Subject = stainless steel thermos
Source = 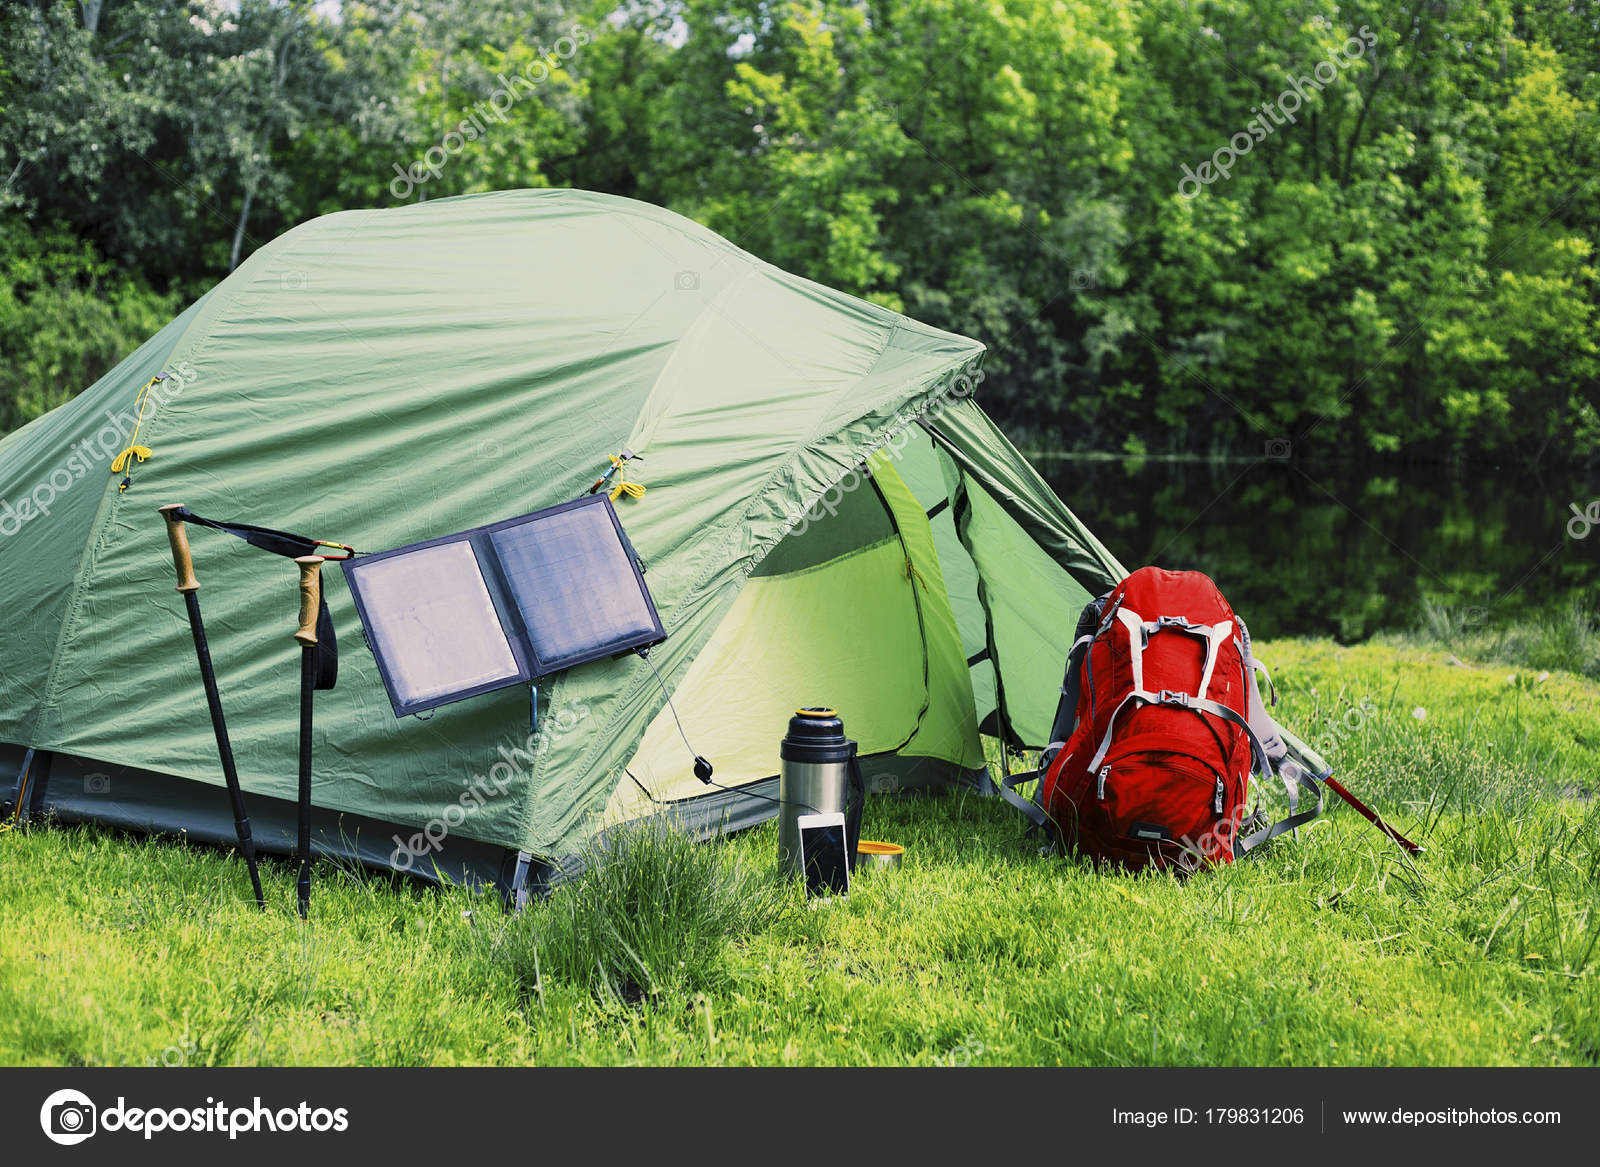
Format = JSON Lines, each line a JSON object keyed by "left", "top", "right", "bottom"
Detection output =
{"left": 778, "top": 707, "right": 864, "bottom": 877}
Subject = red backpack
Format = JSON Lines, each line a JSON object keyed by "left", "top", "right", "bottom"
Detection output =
{"left": 1001, "top": 566, "right": 1419, "bottom": 872}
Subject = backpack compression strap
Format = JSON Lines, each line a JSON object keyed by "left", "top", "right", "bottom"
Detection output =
{"left": 1234, "top": 761, "right": 1325, "bottom": 856}
{"left": 995, "top": 769, "right": 1061, "bottom": 856}
{"left": 996, "top": 768, "right": 1049, "bottom": 830}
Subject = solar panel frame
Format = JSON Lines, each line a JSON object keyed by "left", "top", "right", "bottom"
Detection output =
{"left": 342, "top": 495, "right": 665, "bottom": 718}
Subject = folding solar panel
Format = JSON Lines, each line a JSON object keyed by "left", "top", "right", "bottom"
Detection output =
{"left": 343, "top": 496, "right": 665, "bottom": 717}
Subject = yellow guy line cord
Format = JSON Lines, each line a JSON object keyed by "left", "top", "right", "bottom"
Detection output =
{"left": 608, "top": 454, "right": 646, "bottom": 502}
{"left": 111, "top": 374, "right": 164, "bottom": 491}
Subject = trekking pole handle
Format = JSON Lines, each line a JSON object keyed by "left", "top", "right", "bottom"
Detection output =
{"left": 294, "top": 556, "right": 324, "bottom": 647}
{"left": 158, "top": 503, "right": 200, "bottom": 593}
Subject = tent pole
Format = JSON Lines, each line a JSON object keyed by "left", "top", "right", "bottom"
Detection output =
{"left": 4, "top": 748, "right": 34, "bottom": 824}
{"left": 508, "top": 850, "right": 537, "bottom": 913}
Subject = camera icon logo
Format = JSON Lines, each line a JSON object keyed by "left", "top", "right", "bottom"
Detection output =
{"left": 280, "top": 270, "right": 308, "bottom": 291}
{"left": 1264, "top": 438, "right": 1292, "bottom": 462}
{"left": 84, "top": 772, "right": 111, "bottom": 795}
{"left": 674, "top": 270, "right": 700, "bottom": 291}
{"left": 40, "top": 1088, "right": 97, "bottom": 1145}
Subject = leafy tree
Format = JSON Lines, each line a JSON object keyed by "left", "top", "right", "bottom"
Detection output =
{"left": 2, "top": 0, "right": 1596, "bottom": 464}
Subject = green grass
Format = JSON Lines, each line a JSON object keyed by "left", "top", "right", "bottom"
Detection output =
{"left": 2, "top": 637, "right": 1597, "bottom": 1066}
{"left": 482, "top": 817, "right": 792, "bottom": 1007}
{"left": 1401, "top": 598, "right": 1600, "bottom": 680}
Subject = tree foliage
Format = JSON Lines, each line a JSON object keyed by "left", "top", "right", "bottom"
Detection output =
{"left": 2, "top": 0, "right": 1595, "bottom": 464}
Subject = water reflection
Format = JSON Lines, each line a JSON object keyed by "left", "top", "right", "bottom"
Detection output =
{"left": 1036, "top": 457, "right": 1600, "bottom": 641}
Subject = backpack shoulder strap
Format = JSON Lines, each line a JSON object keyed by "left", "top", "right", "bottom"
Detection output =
{"left": 1085, "top": 609, "right": 1276, "bottom": 777}
{"left": 998, "top": 594, "right": 1107, "bottom": 838}
{"left": 1045, "top": 594, "right": 1109, "bottom": 751}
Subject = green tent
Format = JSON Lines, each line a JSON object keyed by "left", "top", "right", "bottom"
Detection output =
{"left": 0, "top": 188, "right": 1124, "bottom": 893}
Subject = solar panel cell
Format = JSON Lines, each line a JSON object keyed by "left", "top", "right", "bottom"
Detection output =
{"left": 492, "top": 506, "right": 659, "bottom": 672}
{"left": 351, "top": 541, "right": 522, "bottom": 708}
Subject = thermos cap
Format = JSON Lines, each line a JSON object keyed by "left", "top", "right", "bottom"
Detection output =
{"left": 782, "top": 707, "right": 854, "bottom": 762}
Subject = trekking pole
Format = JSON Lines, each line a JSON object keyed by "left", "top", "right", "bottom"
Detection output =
{"left": 293, "top": 555, "right": 324, "bottom": 919}
{"left": 1325, "top": 775, "right": 1424, "bottom": 856}
{"left": 158, "top": 504, "right": 266, "bottom": 910}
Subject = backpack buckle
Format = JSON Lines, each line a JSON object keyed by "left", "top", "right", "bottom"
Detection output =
{"left": 1158, "top": 689, "right": 1193, "bottom": 708}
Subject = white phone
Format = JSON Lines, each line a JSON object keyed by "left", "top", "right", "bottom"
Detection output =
{"left": 797, "top": 811, "right": 850, "bottom": 901}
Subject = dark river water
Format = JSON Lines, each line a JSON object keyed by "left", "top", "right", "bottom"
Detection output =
{"left": 1032, "top": 456, "right": 1600, "bottom": 641}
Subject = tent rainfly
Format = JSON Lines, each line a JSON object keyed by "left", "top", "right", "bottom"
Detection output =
{"left": 0, "top": 188, "right": 1125, "bottom": 897}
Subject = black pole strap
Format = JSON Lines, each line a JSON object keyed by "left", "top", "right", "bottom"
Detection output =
{"left": 173, "top": 507, "right": 345, "bottom": 691}
{"left": 171, "top": 507, "right": 355, "bottom": 561}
